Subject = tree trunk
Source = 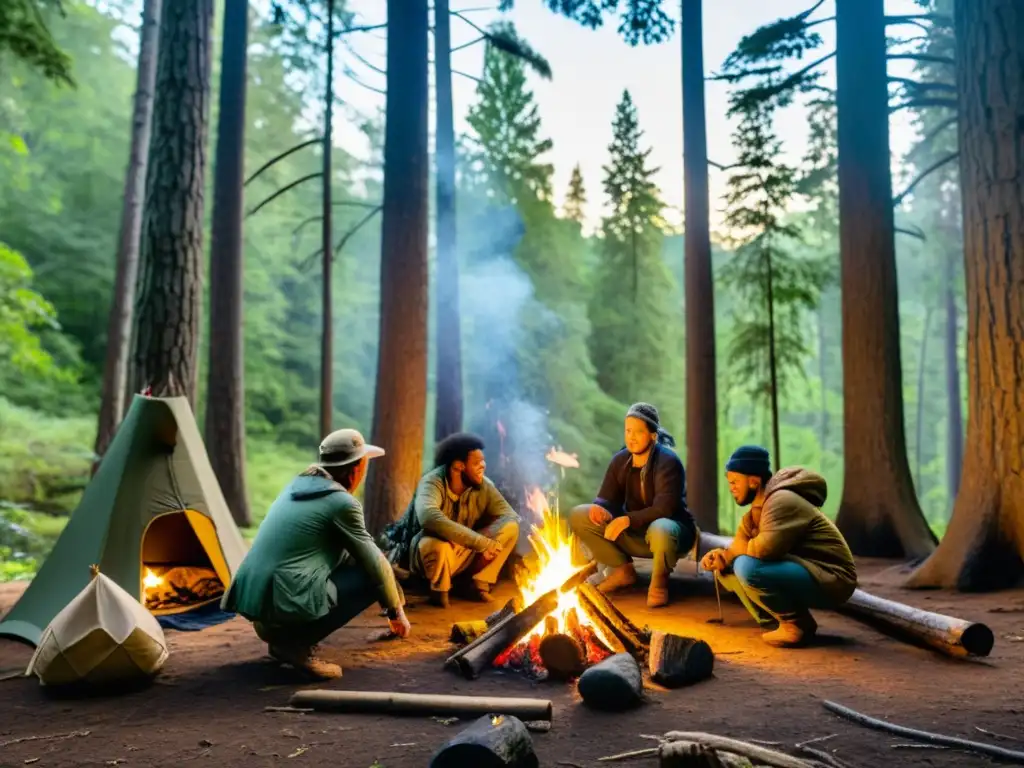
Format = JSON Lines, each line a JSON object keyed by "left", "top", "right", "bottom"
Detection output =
{"left": 433, "top": 0, "right": 463, "bottom": 442}
{"left": 943, "top": 243, "right": 963, "bottom": 499}
{"left": 833, "top": 0, "right": 936, "bottom": 558}
{"left": 205, "top": 0, "right": 250, "bottom": 526}
{"left": 816, "top": 300, "right": 829, "bottom": 457}
{"left": 320, "top": 0, "right": 335, "bottom": 440}
{"left": 365, "top": 0, "right": 430, "bottom": 534}
{"left": 680, "top": 0, "right": 718, "bottom": 534}
{"left": 765, "top": 247, "right": 780, "bottom": 467}
{"left": 93, "top": 0, "right": 161, "bottom": 467}
{"left": 905, "top": 0, "right": 1024, "bottom": 591}
{"left": 130, "top": 0, "right": 214, "bottom": 405}
{"left": 914, "top": 307, "right": 934, "bottom": 490}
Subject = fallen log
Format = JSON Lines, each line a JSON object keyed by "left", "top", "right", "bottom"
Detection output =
{"left": 451, "top": 621, "right": 490, "bottom": 645}
{"left": 430, "top": 714, "right": 539, "bottom": 768}
{"left": 577, "top": 583, "right": 647, "bottom": 658}
{"left": 452, "top": 590, "right": 560, "bottom": 679}
{"left": 661, "top": 734, "right": 814, "bottom": 768}
{"left": 289, "top": 690, "right": 553, "bottom": 722}
{"left": 486, "top": 598, "right": 522, "bottom": 628}
{"left": 697, "top": 532, "right": 994, "bottom": 659}
{"left": 577, "top": 653, "right": 643, "bottom": 711}
{"left": 538, "top": 633, "right": 586, "bottom": 679}
{"left": 648, "top": 631, "right": 714, "bottom": 688}
{"left": 822, "top": 700, "right": 1024, "bottom": 764}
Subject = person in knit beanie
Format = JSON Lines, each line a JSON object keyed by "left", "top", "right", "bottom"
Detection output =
{"left": 568, "top": 402, "right": 696, "bottom": 608}
{"left": 700, "top": 445, "right": 857, "bottom": 648}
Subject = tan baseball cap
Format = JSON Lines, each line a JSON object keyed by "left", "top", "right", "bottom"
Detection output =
{"left": 318, "top": 428, "right": 385, "bottom": 467}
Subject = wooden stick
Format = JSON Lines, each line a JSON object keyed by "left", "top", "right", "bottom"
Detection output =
{"left": 455, "top": 590, "right": 560, "bottom": 679}
{"left": 0, "top": 730, "right": 91, "bottom": 748}
{"left": 661, "top": 733, "right": 815, "bottom": 768}
{"left": 976, "top": 726, "right": 1024, "bottom": 743}
{"left": 822, "top": 700, "right": 1024, "bottom": 764}
{"left": 698, "top": 532, "right": 994, "bottom": 659}
{"left": 598, "top": 747, "right": 658, "bottom": 761}
{"left": 577, "top": 585, "right": 645, "bottom": 658}
{"left": 290, "top": 690, "right": 553, "bottom": 721}
{"left": 798, "top": 745, "right": 853, "bottom": 768}
{"left": 575, "top": 592, "right": 627, "bottom": 655}
{"left": 660, "top": 742, "right": 778, "bottom": 768}
{"left": 558, "top": 561, "right": 598, "bottom": 593}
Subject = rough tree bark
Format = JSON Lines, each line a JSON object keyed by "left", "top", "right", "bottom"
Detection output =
{"left": 130, "top": 0, "right": 214, "bottom": 406}
{"left": 681, "top": 0, "right": 718, "bottom": 534}
{"left": 93, "top": 0, "right": 161, "bottom": 466}
{"left": 205, "top": 0, "right": 250, "bottom": 525}
{"left": 432, "top": 0, "right": 464, "bottom": 442}
{"left": 320, "top": 0, "right": 335, "bottom": 439}
{"left": 906, "top": 0, "right": 1024, "bottom": 591}
{"left": 833, "top": 0, "right": 936, "bottom": 558}
{"left": 365, "top": 0, "right": 430, "bottom": 534}
{"left": 943, "top": 239, "right": 963, "bottom": 499}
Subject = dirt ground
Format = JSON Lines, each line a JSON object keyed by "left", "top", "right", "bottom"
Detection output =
{"left": 2, "top": 560, "right": 1023, "bottom": 768}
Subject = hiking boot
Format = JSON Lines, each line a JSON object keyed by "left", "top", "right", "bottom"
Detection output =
{"left": 269, "top": 644, "right": 342, "bottom": 679}
{"left": 761, "top": 613, "right": 817, "bottom": 648}
{"left": 429, "top": 589, "right": 450, "bottom": 608}
{"left": 647, "top": 573, "right": 669, "bottom": 608}
{"left": 468, "top": 579, "right": 495, "bottom": 603}
{"left": 597, "top": 563, "right": 638, "bottom": 594}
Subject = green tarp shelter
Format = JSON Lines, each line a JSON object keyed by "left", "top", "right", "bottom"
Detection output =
{"left": 0, "top": 395, "right": 249, "bottom": 646}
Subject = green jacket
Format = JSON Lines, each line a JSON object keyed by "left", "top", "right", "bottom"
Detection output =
{"left": 222, "top": 473, "right": 401, "bottom": 624}
{"left": 725, "top": 467, "right": 858, "bottom": 604}
{"left": 382, "top": 466, "right": 519, "bottom": 567}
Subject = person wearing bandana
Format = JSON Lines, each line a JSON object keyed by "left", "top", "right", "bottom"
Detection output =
{"left": 568, "top": 402, "right": 696, "bottom": 608}
{"left": 701, "top": 445, "right": 858, "bottom": 647}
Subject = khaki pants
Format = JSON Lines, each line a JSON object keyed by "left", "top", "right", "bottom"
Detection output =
{"left": 410, "top": 518, "right": 519, "bottom": 592}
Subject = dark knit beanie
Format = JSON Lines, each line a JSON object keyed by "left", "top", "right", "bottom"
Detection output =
{"left": 725, "top": 445, "right": 771, "bottom": 479}
{"left": 626, "top": 402, "right": 676, "bottom": 447}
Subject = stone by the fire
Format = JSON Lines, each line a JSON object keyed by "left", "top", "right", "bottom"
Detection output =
{"left": 429, "top": 714, "right": 539, "bottom": 768}
{"left": 648, "top": 631, "right": 715, "bottom": 688}
{"left": 576, "top": 652, "right": 643, "bottom": 711}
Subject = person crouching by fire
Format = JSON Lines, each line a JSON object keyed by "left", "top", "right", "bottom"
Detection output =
{"left": 402, "top": 432, "right": 521, "bottom": 608}
{"left": 221, "top": 428, "right": 410, "bottom": 680}
{"left": 700, "top": 446, "right": 857, "bottom": 648}
{"left": 569, "top": 402, "right": 697, "bottom": 609}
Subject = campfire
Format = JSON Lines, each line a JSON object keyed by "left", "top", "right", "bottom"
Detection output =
{"left": 142, "top": 564, "right": 224, "bottom": 614}
{"left": 446, "top": 488, "right": 651, "bottom": 682}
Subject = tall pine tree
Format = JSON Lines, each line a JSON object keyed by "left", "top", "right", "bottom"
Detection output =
{"left": 562, "top": 163, "right": 586, "bottom": 224}
{"left": 589, "top": 91, "right": 677, "bottom": 414}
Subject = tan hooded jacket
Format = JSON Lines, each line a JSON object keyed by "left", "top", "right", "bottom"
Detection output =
{"left": 725, "top": 467, "right": 857, "bottom": 604}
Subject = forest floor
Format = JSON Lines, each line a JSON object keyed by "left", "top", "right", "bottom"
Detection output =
{"left": 2, "top": 560, "right": 1023, "bottom": 768}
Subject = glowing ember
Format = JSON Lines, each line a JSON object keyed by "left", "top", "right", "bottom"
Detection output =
{"left": 143, "top": 568, "right": 163, "bottom": 590}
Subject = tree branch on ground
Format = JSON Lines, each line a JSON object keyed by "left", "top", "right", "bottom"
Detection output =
{"left": 893, "top": 152, "right": 959, "bottom": 206}
{"left": 246, "top": 172, "right": 321, "bottom": 218}
{"left": 244, "top": 137, "right": 321, "bottom": 187}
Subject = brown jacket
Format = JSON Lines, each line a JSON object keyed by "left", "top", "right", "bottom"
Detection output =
{"left": 725, "top": 467, "right": 857, "bottom": 604}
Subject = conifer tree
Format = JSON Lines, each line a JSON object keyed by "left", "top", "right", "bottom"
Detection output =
{"left": 588, "top": 90, "right": 676, "bottom": 409}
{"left": 562, "top": 163, "right": 586, "bottom": 224}
{"left": 721, "top": 95, "right": 828, "bottom": 466}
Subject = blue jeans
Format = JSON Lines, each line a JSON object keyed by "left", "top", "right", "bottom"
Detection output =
{"left": 568, "top": 504, "right": 696, "bottom": 579}
{"left": 716, "top": 555, "right": 830, "bottom": 626}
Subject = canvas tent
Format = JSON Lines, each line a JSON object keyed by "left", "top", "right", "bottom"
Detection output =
{"left": 0, "top": 395, "right": 248, "bottom": 646}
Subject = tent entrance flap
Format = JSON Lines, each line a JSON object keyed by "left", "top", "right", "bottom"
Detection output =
{"left": 141, "top": 510, "right": 228, "bottom": 616}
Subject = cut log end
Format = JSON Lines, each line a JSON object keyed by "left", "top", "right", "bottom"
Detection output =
{"left": 537, "top": 633, "right": 586, "bottom": 679}
{"left": 649, "top": 631, "right": 715, "bottom": 688}
{"left": 430, "top": 714, "right": 540, "bottom": 768}
{"left": 960, "top": 622, "right": 995, "bottom": 657}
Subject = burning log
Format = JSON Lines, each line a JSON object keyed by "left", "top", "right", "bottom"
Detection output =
{"left": 577, "top": 583, "right": 648, "bottom": 659}
{"left": 289, "top": 690, "right": 553, "bottom": 721}
{"left": 648, "top": 631, "right": 715, "bottom": 688}
{"left": 430, "top": 714, "right": 539, "bottom": 768}
{"left": 449, "top": 590, "right": 560, "bottom": 679}
{"left": 697, "top": 532, "right": 994, "bottom": 659}
{"left": 556, "top": 560, "right": 598, "bottom": 593}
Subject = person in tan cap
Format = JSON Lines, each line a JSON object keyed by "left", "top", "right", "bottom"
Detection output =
{"left": 222, "top": 428, "right": 409, "bottom": 679}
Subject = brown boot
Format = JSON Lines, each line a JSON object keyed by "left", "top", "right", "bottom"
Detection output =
{"left": 469, "top": 579, "right": 495, "bottom": 604}
{"left": 597, "top": 563, "right": 638, "bottom": 594}
{"left": 429, "top": 589, "right": 450, "bottom": 608}
{"left": 761, "top": 613, "right": 817, "bottom": 648}
{"left": 647, "top": 573, "right": 669, "bottom": 608}
{"left": 269, "top": 644, "right": 343, "bottom": 679}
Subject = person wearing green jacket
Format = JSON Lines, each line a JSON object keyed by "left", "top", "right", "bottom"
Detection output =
{"left": 700, "top": 445, "right": 858, "bottom": 648}
{"left": 221, "top": 428, "right": 410, "bottom": 679}
{"left": 405, "top": 433, "right": 521, "bottom": 608}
